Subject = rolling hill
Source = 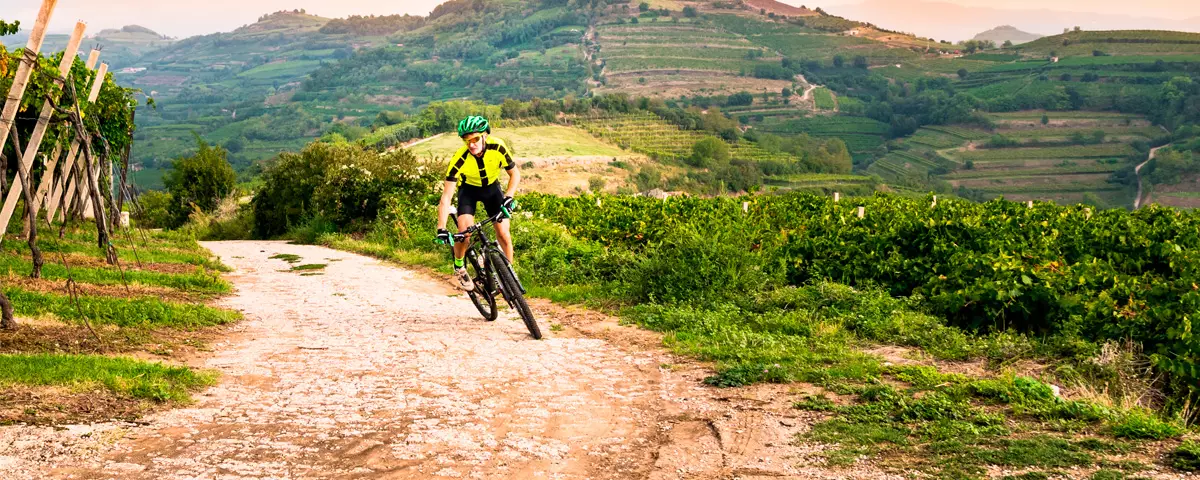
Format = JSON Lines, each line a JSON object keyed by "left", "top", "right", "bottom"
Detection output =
{"left": 972, "top": 25, "right": 1043, "bottom": 45}
{"left": 4, "top": 0, "right": 1197, "bottom": 206}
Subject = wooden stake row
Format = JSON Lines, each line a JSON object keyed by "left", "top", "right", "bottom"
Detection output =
{"left": 0, "top": 20, "right": 86, "bottom": 238}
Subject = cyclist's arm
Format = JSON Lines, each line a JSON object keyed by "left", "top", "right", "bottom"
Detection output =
{"left": 436, "top": 180, "right": 456, "bottom": 230}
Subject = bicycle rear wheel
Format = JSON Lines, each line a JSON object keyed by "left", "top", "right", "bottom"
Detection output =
{"left": 466, "top": 250, "right": 497, "bottom": 321}
{"left": 487, "top": 251, "right": 541, "bottom": 339}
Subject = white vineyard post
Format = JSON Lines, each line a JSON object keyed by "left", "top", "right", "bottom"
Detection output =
{"left": 0, "top": 0, "right": 59, "bottom": 161}
{"left": 1027, "top": 200, "right": 1034, "bottom": 208}
{"left": 33, "top": 50, "right": 100, "bottom": 216}
{"left": 60, "top": 62, "right": 108, "bottom": 221}
{"left": 0, "top": 21, "right": 86, "bottom": 239}
{"left": 857, "top": 206, "right": 865, "bottom": 219}
{"left": 833, "top": 192, "right": 840, "bottom": 202}
{"left": 931, "top": 195, "right": 937, "bottom": 208}
{"left": 742, "top": 201, "right": 748, "bottom": 213}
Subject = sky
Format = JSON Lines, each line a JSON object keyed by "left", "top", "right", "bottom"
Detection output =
{"left": 0, "top": 0, "right": 1196, "bottom": 39}
{"left": 805, "top": 0, "right": 1200, "bottom": 20}
{"left": 0, "top": 0, "right": 446, "bottom": 38}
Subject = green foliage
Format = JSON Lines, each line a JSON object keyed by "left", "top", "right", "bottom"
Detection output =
{"left": 689, "top": 136, "right": 731, "bottom": 168}
{"left": 1172, "top": 439, "right": 1200, "bottom": 471}
{"left": 519, "top": 192, "right": 1200, "bottom": 404}
{"left": 253, "top": 141, "right": 441, "bottom": 238}
{"left": 1, "top": 287, "right": 240, "bottom": 329}
{"left": 163, "top": 138, "right": 237, "bottom": 228}
{"left": 132, "top": 190, "right": 175, "bottom": 229}
{"left": 1107, "top": 408, "right": 1184, "bottom": 439}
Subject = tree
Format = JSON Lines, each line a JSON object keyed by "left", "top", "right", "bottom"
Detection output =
{"left": 639, "top": 2, "right": 649, "bottom": 12}
{"left": 957, "top": 68, "right": 969, "bottom": 79}
{"left": 1002, "top": 40, "right": 1013, "bottom": 48}
{"left": 781, "top": 87, "right": 793, "bottom": 98}
{"left": 683, "top": 6, "right": 698, "bottom": 17}
{"left": 164, "top": 137, "right": 237, "bottom": 227}
{"left": 1041, "top": 114, "right": 1050, "bottom": 125}
{"left": 689, "top": 137, "right": 731, "bottom": 168}
{"left": 853, "top": 56, "right": 868, "bottom": 68}
{"left": 727, "top": 91, "right": 754, "bottom": 107}
{"left": 833, "top": 55, "right": 845, "bottom": 68}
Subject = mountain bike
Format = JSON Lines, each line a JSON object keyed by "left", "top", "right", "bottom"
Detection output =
{"left": 444, "top": 208, "right": 541, "bottom": 340}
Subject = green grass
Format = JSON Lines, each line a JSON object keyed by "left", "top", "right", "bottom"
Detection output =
{"left": 0, "top": 353, "right": 215, "bottom": 402}
{"left": 813, "top": 88, "right": 836, "bottom": 110}
{"left": 0, "top": 256, "right": 229, "bottom": 294}
{"left": 269, "top": 253, "right": 302, "bottom": 263}
{"left": 2, "top": 287, "right": 241, "bottom": 329}
{"left": 956, "top": 144, "right": 1137, "bottom": 162}
{"left": 291, "top": 263, "right": 326, "bottom": 271}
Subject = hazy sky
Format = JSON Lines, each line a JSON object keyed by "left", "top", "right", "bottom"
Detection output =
{"left": 0, "top": 0, "right": 1195, "bottom": 38}
{"left": 805, "top": 0, "right": 1200, "bottom": 19}
{"left": 0, "top": 0, "right": 446, "bottom": 37}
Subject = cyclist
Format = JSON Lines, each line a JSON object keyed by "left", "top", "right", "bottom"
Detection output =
{"left": 434, "top": 115, "right": 521, "bottom": 291}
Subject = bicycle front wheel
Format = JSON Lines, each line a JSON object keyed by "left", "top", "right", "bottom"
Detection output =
{"left": 487, "top": 251, "right": 541, "bottom": 339}
{"left": 466, "top": 250, "right": 498, "bottom": 321}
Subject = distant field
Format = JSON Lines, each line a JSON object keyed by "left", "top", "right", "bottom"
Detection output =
{"left": 237, "top": 60, "right": 323, "bottom": 80}
{"left": 956, "top": 144, "right": 1137, "bottom": 162}
{"left": 813, "top": 88, "right": 836, "bottom": 110}
{"left": 408, "top": 126, "right": 630, "bottom": 160}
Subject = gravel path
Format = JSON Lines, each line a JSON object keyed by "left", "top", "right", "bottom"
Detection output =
{"left": 2, "top": 241, "right": 890, "bottom": 480}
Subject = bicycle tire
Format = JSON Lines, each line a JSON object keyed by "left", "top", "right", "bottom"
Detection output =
{"left": 466, "top": 250, "right": 498, "bottom": 321}
{"left": 488, "top": 250, "right": 541, "bottom": 339}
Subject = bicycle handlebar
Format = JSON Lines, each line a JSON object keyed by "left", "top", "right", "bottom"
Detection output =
{"left": 450, "top": 207, "right": 512, "bottom": 242}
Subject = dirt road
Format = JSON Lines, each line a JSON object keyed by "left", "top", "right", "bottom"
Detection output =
{"left": 2, "top": 241, "right": 895, "bottom": 480}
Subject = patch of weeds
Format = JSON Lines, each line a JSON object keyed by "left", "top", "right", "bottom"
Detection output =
{"left": 549, "top": 323, "right": 563, "bottom": 332}
{"left": 3, "top": 287, "right": 241, "bottom": 329}
{"left": 269, "top": 253, "right": 302, "bottom": 264}
{"left": 1107, "top": 408, "right": 1183, "bottom": 440}
{"left": 1000, "top": 472, "right": 1050, "bottom": 480}
{"left": 332, "top": 293, "right": 346, "bottom": 297}
{"left": 299, "top": 272, "right": 324, "bottom": 277}
{"left": 291, "top": 264, "right": 327, "bottom": 271}
{"left": 1171, "top": 439, "right": 1200, "bottom": 471}
{"left": 972, "top": 436, "right": 1094, "bottom": 468}
{"left": 794, "top": 394, "right": 838, "bottom": 412}
{"left": 0, "top": 353, "right": 216, "bottom": 402}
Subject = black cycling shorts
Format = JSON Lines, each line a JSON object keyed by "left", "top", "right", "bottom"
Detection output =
{"left": 457, "top": 182, "right": 505, "bottom": 220}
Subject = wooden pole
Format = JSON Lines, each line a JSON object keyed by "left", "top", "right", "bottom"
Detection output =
{"left": 55, "top": 61, "right": 106, "bottom": 220}
{"left": 0, "top": 0, "right": 59, "bottom": 160}
{"left": 33, "top": 52, "right": 100, "bottom": 217}
{"left": 0, "top": 21, "right": 85, "bottom": 240}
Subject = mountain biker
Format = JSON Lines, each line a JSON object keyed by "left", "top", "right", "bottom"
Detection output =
{"left": 434, "top": 115, "right": 521, "bottom": 291}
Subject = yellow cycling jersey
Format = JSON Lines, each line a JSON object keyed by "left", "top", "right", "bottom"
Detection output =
{"left": 445, "top": 136, "right": 514, "bottom": 187}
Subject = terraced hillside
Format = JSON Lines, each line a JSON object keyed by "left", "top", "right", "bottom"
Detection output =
{"left": 867, "top": 112, "right": 1164, "bottom": 207}
{"left": 592, "top": 19, "right": 792, "bottom": 98}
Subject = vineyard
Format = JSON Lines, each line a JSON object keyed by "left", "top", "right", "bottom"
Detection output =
{"left": 595, "top": 23, "right": 776, "bottom": 74}
{"left": 753, "top": 115, "right": 888, "bottom": 154}
{"left": 571, "top": 111, "right": 790, "bottom": 163}
{"left": 516, "top": 191, "right": 1200, "bottom": 414}
{"left": 812, "top": 87, "right": 836, "bottom": 110}
{"left": 954, "top": 143, "right": 1138, "bottom": 162}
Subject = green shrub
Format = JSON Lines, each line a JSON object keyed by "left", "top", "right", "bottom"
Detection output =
{"left": 1107, "top": 408, "right": 1183, "bottom": 440}
{"left": 163, "top": 138, "right": 237, "bottom": 228}
{"left": 1172, "top": 439, "right": 1200, "bottom": 471}
{"left": 630, "top": 222, "right": 777, "bottom": 305}
{"left": 133, "top": 190, "right": 174, "bottom": 228}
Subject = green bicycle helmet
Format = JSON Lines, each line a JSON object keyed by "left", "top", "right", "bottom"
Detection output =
{"left": 457, "top": 115, "right": 491, "bottom": 137}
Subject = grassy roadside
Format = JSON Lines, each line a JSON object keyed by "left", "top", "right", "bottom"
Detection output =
{"left": 0, "top": 224, "right": 240, "bottom": 424}
{"left": 302, "top": 213, "right": 1198, "bottom": 479}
